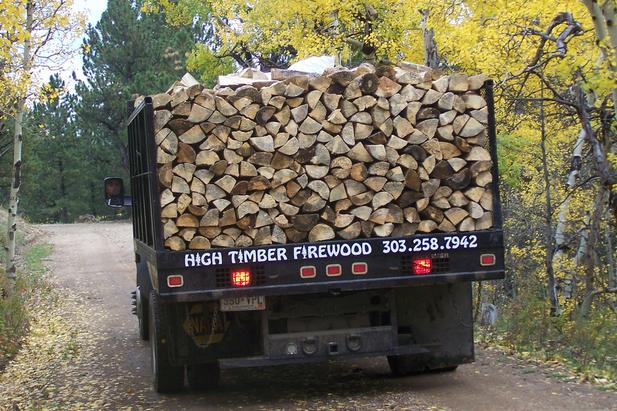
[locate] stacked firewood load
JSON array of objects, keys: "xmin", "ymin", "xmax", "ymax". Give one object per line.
[{"xmin": 150, "ymin": 63, "xmax": 495, "ymax": 251}]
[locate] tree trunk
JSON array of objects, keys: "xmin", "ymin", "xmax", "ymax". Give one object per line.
[
  {"xmin": 474, "ymin": 281, "xmax": 483, "ymax": 322},
  {"xmin": 420, "ymin": 10, "xmax": 439, "ymax": 69},
  {"xmin": 553, "ymin": 130, "xmax": 585, "ymax": 259},
  {"xmin": 59, "ymin": 158, "xmax": 68, "ymax": 223},
  {"xmin": 575, "ymin": 188, "xmax": 608, "ymax": 304},
  {"xmin": 575, "ymin": 214, "xmax": 590, "ymax": 267},
  {"xmin": 540, "ymin": 94, "xmax": 559, "ymax": 315},
  {"xmin": 576, "ymin": 192, "xmax": 617, "ymax": 319},
  {"xmin": 552, "ymin": 129, "xmax": 585, "ymax": 298},
  {"xmin": 5, "ymin": 0, "xmax": 33, "ymax": 290},
  {"xmin": 581, "ymin": 0, "xmax": 617, "ymax": 117},
  {"xmin": 577, "ymin": 88, "xmax": 615, "ymax": 186},
  {"xmin": 588, "ymin": 189, "xmax": 607, "ymax": 294},
  {"xmin": 604, "ymin": 201, "xmax": 616, "ymax": 305}
]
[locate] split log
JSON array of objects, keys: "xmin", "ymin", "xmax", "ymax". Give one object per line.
[
  {"xmin": 165, "ymin": 236, "xmax": 186, "ymax": 251},
  {"xmin": 308, "ymin": 224, "xmax": 335, "ymax": 242}
]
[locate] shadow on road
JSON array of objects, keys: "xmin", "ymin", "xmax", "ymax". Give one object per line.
[{"xmin": 166, "ymin": 358, "xmax": 460, "ymax": 408}]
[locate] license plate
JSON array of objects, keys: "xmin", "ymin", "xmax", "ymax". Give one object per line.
[{"xmin": 220, "ymin": 296, "xmax": 266, "ymax": 311}]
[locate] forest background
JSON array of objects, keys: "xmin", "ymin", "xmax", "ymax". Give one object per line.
[{"xmin": 0, "ymin": 0, "xmax": 615, "ymax": 385}]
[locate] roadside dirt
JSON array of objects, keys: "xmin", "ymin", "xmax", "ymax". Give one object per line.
[{"xmin": 0, "ymin": 222, "xmax": 615, "ymax": 410}]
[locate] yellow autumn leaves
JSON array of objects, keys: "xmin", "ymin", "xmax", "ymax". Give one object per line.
[
  {"xmin": 0, "ymin": 0, "xmax": 28, "ymax": 114},
  {"xmin": 0, "ymin": 0, "xmax": 85, "ymax": 117},
  {"xmin": 142, "ymin": 0, "xmax": 599, "ymax": 76}
]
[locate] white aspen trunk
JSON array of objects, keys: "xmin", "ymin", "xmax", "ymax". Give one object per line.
[
  {"xmin": 582, "ymin": 0, "xmax": 617, "ymax": 116},
  {"xmin": 581, "ymin": 0, "xmax": 608, "ymax": 41},
  {"xmin": 5, "ymin": 1, "xmax": 33, "ymax": 286},
  {"xmin": 602, "ymin": 2, "xmax": 617, "ymax": 118},
  {"xmin": 553, "ymin": 129, "xmax": 585, "ymax": 259},
  {"xmin": 601, "ymin": 1, "xmax": 617, "ymax": 63},
  {"xmin": 552, "ymin": 130, "xmax": 585, "ymax": 299},
  {"xmin": 575, "ymin": 215, "xmax": 590, "ymax": 267}
]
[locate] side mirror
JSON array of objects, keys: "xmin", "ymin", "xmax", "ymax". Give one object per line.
[{"xmin": 104, "ymin": 177, "xmax": 131, "ymax": 208}]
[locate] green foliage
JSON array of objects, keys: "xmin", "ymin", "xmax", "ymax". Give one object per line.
[{"xmin": 496, "ymin": 133, "xmax": 530, "ymax": 189}]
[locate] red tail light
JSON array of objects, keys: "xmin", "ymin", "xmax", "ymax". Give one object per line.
[
  {"xmin": 167, "ymin": 275, "xmax": 184, "ymax": 288},
  {"xmin": 326, "ymin": 264, "xmax": 342, "ymax": 277},
  {"xmin": 300, "ymin": 266, "xmax": 316, "ymax": 278},
  {"xmin": 413, "ymin": 258, "xmax": 432, "ymax": 275},
  {"xmin": 231, "ymin": 270, "xmax": 251, "ymax": 287},
  {"xmin": 352, "ymin": 262, "xmax": 368, "ymax": 275},
  {"xmin": 480, "ymin": 254, "xmax": 496, "ymax": 266}
]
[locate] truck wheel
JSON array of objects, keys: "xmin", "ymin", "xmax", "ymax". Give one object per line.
[
  {"xmin": 387, "ymin": 355, "xmax": 424, "ymax": 376},
  {"xmin": 187, "ymin": 362, "xmax": 220, "ymax": 390},
  {"xmin": 136, "ymin": 287, "xmax": 149, "ymax": 341},
  {"xmin": 149, "ymin": 291, "xmax": 184, "ymax": 393}
]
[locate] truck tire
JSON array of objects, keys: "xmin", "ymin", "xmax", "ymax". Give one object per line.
[
  {"xmin": 387, "ymin": 355, "xmax": 458, "ymax": 376},
  {"xmin": 149, "ymin": 291, "xmax": 184, "ymax": 393},
  {"xmin": 387, "ymin": 355, "xmax": 422, "ymax": 376},
  {"xmin": 136, "ymin": 286, "xmax": 149, "ymax": 341},
  {"xmin": 187, "ymin": 362, "xmax": 220, "ymax": 390}
]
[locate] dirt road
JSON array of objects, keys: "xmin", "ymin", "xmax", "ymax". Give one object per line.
[{"xmin": 1, "ymin": 222, "xmax": 615, "ymax": 410}]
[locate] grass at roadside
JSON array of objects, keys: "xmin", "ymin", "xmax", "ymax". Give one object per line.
[
  {"xmin": 0, "ymin": 229, "xmax": 53, "ymax": 370},
  {"xmin": 475, "ymin": 293, "xmax": 617, "ymax": 392}
]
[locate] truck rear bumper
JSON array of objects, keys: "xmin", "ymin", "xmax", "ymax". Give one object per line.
[
  {"xmin": 160, "ymin": 270, "xmax": 503, "ymax": 302},
  {"xmin": 146, "ymin": 230, "xmax": 505, "ymax": 302}
]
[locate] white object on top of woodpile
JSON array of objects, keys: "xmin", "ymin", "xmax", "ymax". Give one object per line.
[
  {"xmin": 237, "ymin": 68, "xmax": 270, "ymax": 79},
  {"xmin": 181, "ymin": 73, "xmax": 200, "ymax": 88},
  {"xmin": 218, "ymin": 68, "xmax": 271, "ymax": 87},
  {"xmin": 398, "ymin": 61, "xmax": 432, "ymax": 73},
  {"xmin": 288, "ymin": 56, "xmax": 336, "ymax": 75}
]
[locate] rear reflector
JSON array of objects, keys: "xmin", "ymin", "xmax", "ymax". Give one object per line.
[
  {"xmin": 167, "ymin": 275, "xmax": 184, "ymax": 288},
  {"xmin": 300, "ymin": 266, "xmax": 316, "ymax": 278},
  {"xmin": 231, "ymin": 270, "xmax": 251, "ymax": 287},
  {"xmin": 412, "ymin": 258, "xmax": 432, "ymax": 275},
  {"xmin": 480, "ymin": 254, "xmax": 496, "ymax": 266},
  {"xmin": 352, "ymin": 262, "xmax": 368, "ymax": 275},
  {"xmin": 326, "ymin": 264, "xmax": 342, "ymax": 277}
]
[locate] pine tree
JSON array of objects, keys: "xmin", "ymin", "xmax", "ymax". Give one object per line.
[
  {"xmin": 76, "ymin": 0, "xmax": 195, "ymax": 169},
  {"xmin": 21, "ymin": 75, "xmax": 89, "ymax": 223}
]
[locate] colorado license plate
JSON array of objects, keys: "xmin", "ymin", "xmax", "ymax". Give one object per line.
[{"xmin": 220, "ymin": 296, "xmax": 266, "ymax": 311}]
